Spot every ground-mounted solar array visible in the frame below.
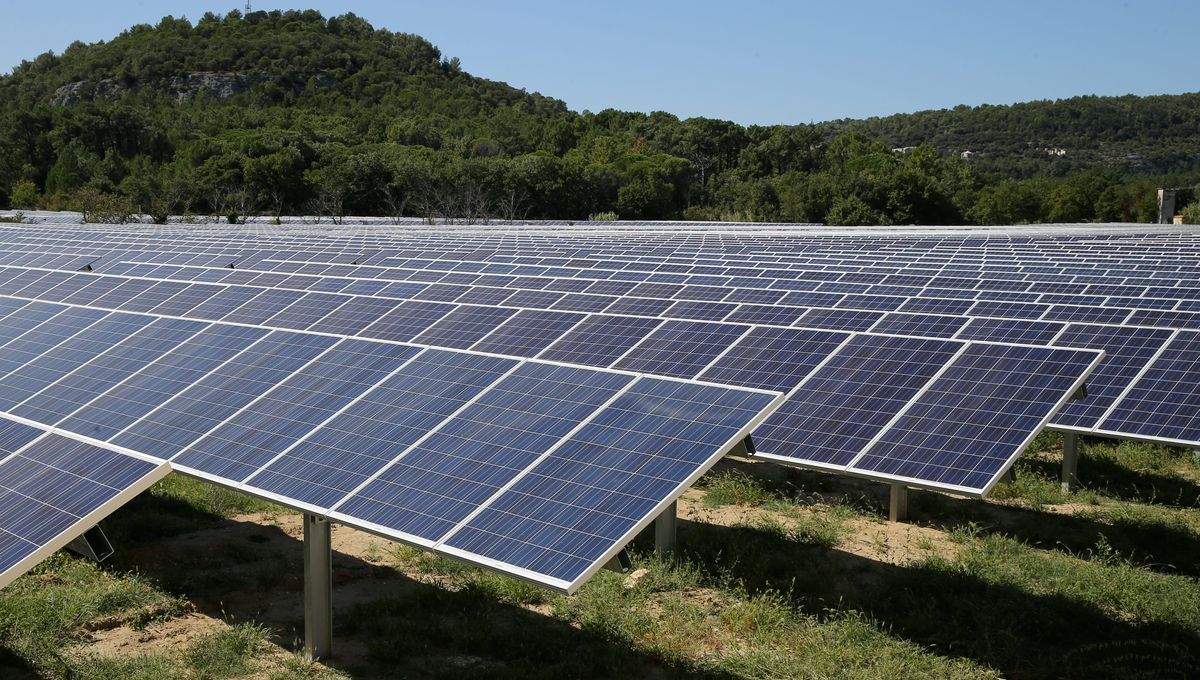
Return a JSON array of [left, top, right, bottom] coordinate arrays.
[[3, 216, 1199, 593]]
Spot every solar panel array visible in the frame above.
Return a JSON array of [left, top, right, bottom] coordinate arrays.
[[2, 216, 1186, 590]]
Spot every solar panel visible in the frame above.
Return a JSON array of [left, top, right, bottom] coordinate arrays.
[[438, 378, 782, 589], [171, 340, 420, 481], [613, 320, 749, 378], [850, 344, 1103, 493], [753, 335, 963, 467], [1097, 330, 1200, 444], [58, 324, 269, 441], [470, 310, 586, 358], [0, 429, 168, 589], [244, 350, 518, 509], [699, 327, 851, 392], [1050, 325, 1175, 429], [111, 331, 337, 459], [537, 315, 663, 367]]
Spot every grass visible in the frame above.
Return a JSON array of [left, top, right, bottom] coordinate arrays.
[[2, 442, 1200, 678]]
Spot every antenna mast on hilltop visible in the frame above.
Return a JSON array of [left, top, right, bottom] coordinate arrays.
[[245, 1, 251, 12]]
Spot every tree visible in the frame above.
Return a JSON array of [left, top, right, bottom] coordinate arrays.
[[9, 180, 39, 209]]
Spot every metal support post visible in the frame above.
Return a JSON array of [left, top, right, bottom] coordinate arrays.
[[1061, 432, 1079, 494], [303, 514, 332, 662], [655, 501, 677, 556], [888, 484, 908, 523]]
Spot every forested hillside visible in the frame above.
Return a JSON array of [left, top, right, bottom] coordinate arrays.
[[2, 9, 1198, 224]]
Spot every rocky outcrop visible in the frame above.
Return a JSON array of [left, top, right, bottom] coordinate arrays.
[[51, 78, 127, 106], [51, 71, 284, 106]]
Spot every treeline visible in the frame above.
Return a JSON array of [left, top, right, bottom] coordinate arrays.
[[1, 10, 1198, 224]]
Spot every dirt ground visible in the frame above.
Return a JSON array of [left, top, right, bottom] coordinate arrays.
[[59, 463, 979, 678]]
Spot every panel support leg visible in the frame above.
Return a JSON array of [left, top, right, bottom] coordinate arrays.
[[1061, 432, 1079, 494], [888, 484, 908, 523], [304, 514, 332, 662], [655, 501, 677, 556]]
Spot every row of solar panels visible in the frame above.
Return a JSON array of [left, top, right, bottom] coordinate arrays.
[[0, 264, 1106, 495], [0, 251, 1186, 449], [0, 293, 1098, 592], [0, 297, 783, 592]]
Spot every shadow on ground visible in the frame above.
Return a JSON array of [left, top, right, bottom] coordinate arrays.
[[677, 517, 1200, 680], [96, 490, 730, 680]]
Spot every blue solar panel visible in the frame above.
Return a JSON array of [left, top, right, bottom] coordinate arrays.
[[1099, 330, 1200, 442], [1126, 310, 1200, 330], [149, 284, 224, 317], [551, 293, 615, 314], [725, 304, 807, 326], [442, 378, 778, 586], [614, 321, 748, 378], [1050, 325, 1175, 429], [245, 350, 517, 509], [870, 312, 967, 338], [306, 296, 401, 336], [220, 289, 307, 325], [111, 331, 336, 459], [117, 281, 190, 313], [0, 307, 109, 376], [794, 308, 883, 332], [171, 340, 420, 480], [538, 315, 664, 367], [699, 327, 850, 392], [0, 312, 152, 410], [360, 300, 455, 343], [0, 433, 166, 587], [184, 286, 263, 321], [898, 298, 975, 315], [0, 420, 44, 457], [335, 363, 632, 541], [12, 318, 208, 426], [58, 324, 268, 440], [852, 343, 1101, 491], [470, 310, 586, 358], [602, 297, 674, 316], [1042, 305, 1131, 324], [264, 293, 351, 330], [410, 306, 518, 350], [955, 318, 1065, 344], [754, 335, 962, 466]]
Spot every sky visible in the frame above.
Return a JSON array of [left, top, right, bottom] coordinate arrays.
[[3, 1, 1199, 125]]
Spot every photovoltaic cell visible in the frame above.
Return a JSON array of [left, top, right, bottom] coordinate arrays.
[[306, 296, 402, 336], [111, 331, 336, 459], [614, 320, 748, 378], [852, 344, 1101, 491], [171, 339, 419, 480], [1098, 331, 1200, 442], [753, 335, 962, 466], [470, 310, 586, 358], [442, 378, 778, 586], [794, 308, 883, 332], [870, 313, 967, 338], [335, 363, 632, 541], [58, 324, 268, 440], [1050, 325, 1175, 429], [360, 300, 455, 343], [246, 350, 517, 509], [0, 312, 152, 410], [955, 318, 1065, 345], [0, 432, 167, 588], [12, 318, 208, 426], [538, 315, 663, 367], [410, 306, 518, 350], [699, 327, 850, 392]]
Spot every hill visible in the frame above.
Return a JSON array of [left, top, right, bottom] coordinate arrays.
[[1, 9, 1197, 224]]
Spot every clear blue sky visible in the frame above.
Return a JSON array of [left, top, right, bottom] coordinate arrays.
[[4, 1, 1199, 125]]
